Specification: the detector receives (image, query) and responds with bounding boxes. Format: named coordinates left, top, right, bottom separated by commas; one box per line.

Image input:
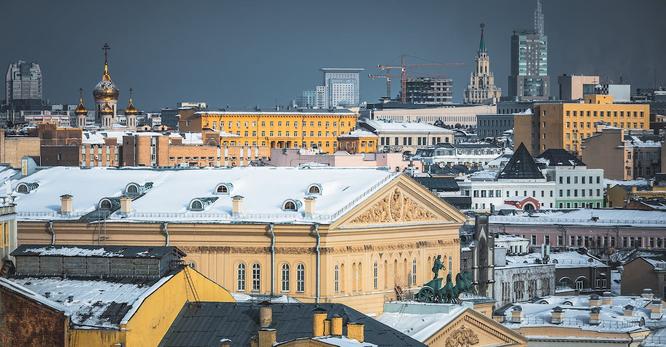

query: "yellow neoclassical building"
left=12, top=166, right=465, bottom=315
left=179, top=109, right=358, bottom=154
left=515, top=94, right=649, bottom=155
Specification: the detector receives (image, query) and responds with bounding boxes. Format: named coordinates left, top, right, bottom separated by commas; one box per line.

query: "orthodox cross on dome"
left=79, top=87, right=84, bottom=102
left=102, top=43, right=111, bottom=80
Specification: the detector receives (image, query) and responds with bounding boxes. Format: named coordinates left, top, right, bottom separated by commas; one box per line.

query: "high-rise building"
left=404, top=77, right=453, bottom=104
left=321, top=68, right=363, bottom=108
left=508, top=0, right=549, bottom=101
left=3, top=60, right=44, bottom=121
left=557, top=74, right=599, bottom=100
left=464, top=23, right=502, bottom=104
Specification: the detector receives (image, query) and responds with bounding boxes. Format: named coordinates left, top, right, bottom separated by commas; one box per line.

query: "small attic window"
left=190, top=199, right=204, bottom=211
left=126, top=183, right=140, bottom=195
left=282, top=199, right=302, bottom=212
left=16, top=182, right=38, bottom=194
left=215, top=183, right=233, bottom=195
left=99, top=199, right=113, bottom=210
left=307, top=183, right=322, bottom=195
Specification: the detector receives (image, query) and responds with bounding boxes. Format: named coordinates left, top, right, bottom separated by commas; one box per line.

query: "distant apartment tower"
left=298, top=90, right=316, bottom=108
left=464, top=23, right=502, bottom=104
left=403, top=77, right=453, bottom=104
left=321, top=68, right=363, bottom=108
left=557, top=74, right=599, bottom=100
left=508, top=0, right=549, bottom=101
left=4, top=60, right=43, bottom=110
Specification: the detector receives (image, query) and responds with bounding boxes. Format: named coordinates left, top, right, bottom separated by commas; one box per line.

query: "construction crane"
left=368, top=73, right=400, bottom=100
left=377, top=55, right=464, bottom=103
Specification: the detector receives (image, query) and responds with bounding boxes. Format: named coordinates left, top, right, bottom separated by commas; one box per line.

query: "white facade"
left=543, top=165, right=605, bottom=209
left=493, top=262, right=555, bottom=307
left=371, top=104, right=496, bottom=128
left=495, top=234, right=530, bottom=255
left=414, top=144, right=505, bottom=166
left=361, top=119, right=454, bottom=153
left=458, top=175, right=556, bottom=212
left=321, top=68, right=363, bottom=108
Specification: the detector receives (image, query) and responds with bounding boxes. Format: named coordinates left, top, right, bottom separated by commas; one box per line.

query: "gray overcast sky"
left=2, top=0, right=665, bottom=110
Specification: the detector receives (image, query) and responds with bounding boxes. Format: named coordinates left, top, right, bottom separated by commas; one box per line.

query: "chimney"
left=60, top=194, right=73, bottom=215
left=330, top=314, right=343, bottom=336
left=120, top=195, right=132, bottom=215
left=232, top=195, right=244, bottom=217
left=602, top=292, right=613, bottom=306
left=589, top=294, right=601, bottom=307
left=219, top=339, right=231, bottom=347
left=346, top=322, right=364, bottom=343
left=259, top=301, right=272, bottom=328
left=551, top=306, right=564, bottom=324
left=649, top=299, right=663, bottom=319
left=642, top=288, right=654, bottom=300
left=312, top=307, right=327, bottom=337
left=589, top=306, right=601, bottom=325
left=257, top=328, right=276, bottom=347
left=510, top=306, right=523, bottom=323
left=624, top=305, right=634, bottom=317
left=323, top=319, right=331, bottom=336
left=304, top=196, right=316, bottom=219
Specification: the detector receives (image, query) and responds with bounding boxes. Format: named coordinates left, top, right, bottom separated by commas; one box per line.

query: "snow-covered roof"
left=490, top=209, right=666, bottom=228
left=377, top=302, right=470, bottom=342
left=82, top=131, right=182, bottom=145
left=338, top=129, right=378, bottom=138
left=1, top=275, right=173, bottom=329
left=12, top=167, right=398, bottom=224
left=312, top=336, right=377, bottom=347
left=197, top=109, right=356, bottom=116
left=180, top=132, right=203, bottom=144
left=605, top=178, right=650, bottom=187
left=362, top=120, right=454, bottom=134
left=506, top=251, right=607, bottom=269
left=502, top=295, right=661, bottom=334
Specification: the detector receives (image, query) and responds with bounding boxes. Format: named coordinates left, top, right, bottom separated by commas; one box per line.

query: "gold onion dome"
left=75, top=88, right=88, bottom=115
left=124, top=88, right=139, bottom=115
left=100, top=103, right=114, bottom=115
left=93, top=43, right=119, bottom=101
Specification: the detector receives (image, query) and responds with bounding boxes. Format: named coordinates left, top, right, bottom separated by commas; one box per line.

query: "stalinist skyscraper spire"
left=464, top=23, right=502, bottom=105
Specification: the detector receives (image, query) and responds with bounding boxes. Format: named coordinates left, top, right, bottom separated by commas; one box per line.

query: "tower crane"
left=377, top=55, right=464, bottom=103
left=368, top=73, right=400, bottom=100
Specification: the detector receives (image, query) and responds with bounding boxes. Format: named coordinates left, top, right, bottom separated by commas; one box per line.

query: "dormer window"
left=99, top=198, right=113, bottom=210
left=126, top=183, right=140, bottom=195
left=215, top=183, right=233, bottom=195
left=16, top=182, right=39, bottom=194
left=282, top=199, right=302, bottom=212
left=188, top=197, right=218, bottom=211
left=124, top=182, right=153, bottom=197
left=190, top=199, right=204, bottom=211
left=307, top=183, right=322, bottom=195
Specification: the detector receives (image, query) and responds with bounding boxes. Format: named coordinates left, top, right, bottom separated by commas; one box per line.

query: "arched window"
left=307, top=184, right=322, bottom=195
left=126, top=184, right=139, bottom=195
left=237, top=263, right=246, bottom=291
left=16, top=184, right=29, bottom=194
left=411, top=259, right=417, bottom=286
left=281, top=264, right=290, bottom=292
left=282, top=199, right=301, bottom=211
left=217, top=185, right=228, bottom=194
left=373, top=262, right=378, bottom=290
left=296, top=264, right=305, bottom=293
left=334, top=265, right=340, bottom=293
left=252, top=264, right=261, bottom=292
left=99, top=199, right=112, bottom=210
left=190, top=199, right=204, bottom=211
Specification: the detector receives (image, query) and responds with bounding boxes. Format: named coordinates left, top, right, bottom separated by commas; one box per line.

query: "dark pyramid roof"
left=159, top=302, right=424, bottom=347
left=498, top=143, right=544, bottom=179
left=537, top=149, right=585, bottom=167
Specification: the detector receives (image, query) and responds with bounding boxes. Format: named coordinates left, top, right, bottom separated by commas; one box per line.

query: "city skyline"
left=1, top=0, right=665, bottom=110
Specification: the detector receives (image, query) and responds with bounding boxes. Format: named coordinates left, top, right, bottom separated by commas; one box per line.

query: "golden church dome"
left=124, top=88, right=139, bottom=115
left=93, top=43, right=119, bottom=102
left=75, top=88, right=88, bottom=116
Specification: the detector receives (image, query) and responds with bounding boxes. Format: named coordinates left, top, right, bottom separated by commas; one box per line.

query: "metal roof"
left=159, top=302, right=424, bottom=347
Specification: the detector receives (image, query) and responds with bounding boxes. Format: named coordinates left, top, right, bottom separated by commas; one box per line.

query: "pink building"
left=267, top=148, right=422, bottom=172
left=489, top=209, right=666, bottom=254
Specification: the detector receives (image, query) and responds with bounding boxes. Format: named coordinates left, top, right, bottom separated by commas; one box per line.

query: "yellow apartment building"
left=179, top=109, right=358, bottom=154
left=515, top=95, right=649, bottom=156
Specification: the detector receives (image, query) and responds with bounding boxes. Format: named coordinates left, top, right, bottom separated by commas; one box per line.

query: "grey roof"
left=498, top=143, right=544, bottom=180
left=159, top=302, right=424, bottom=347
left=413, top=176, right=459, bottom=191
left=537, top=149, right=585, bottom=167
left=11, top=245, right=186, bottom=259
